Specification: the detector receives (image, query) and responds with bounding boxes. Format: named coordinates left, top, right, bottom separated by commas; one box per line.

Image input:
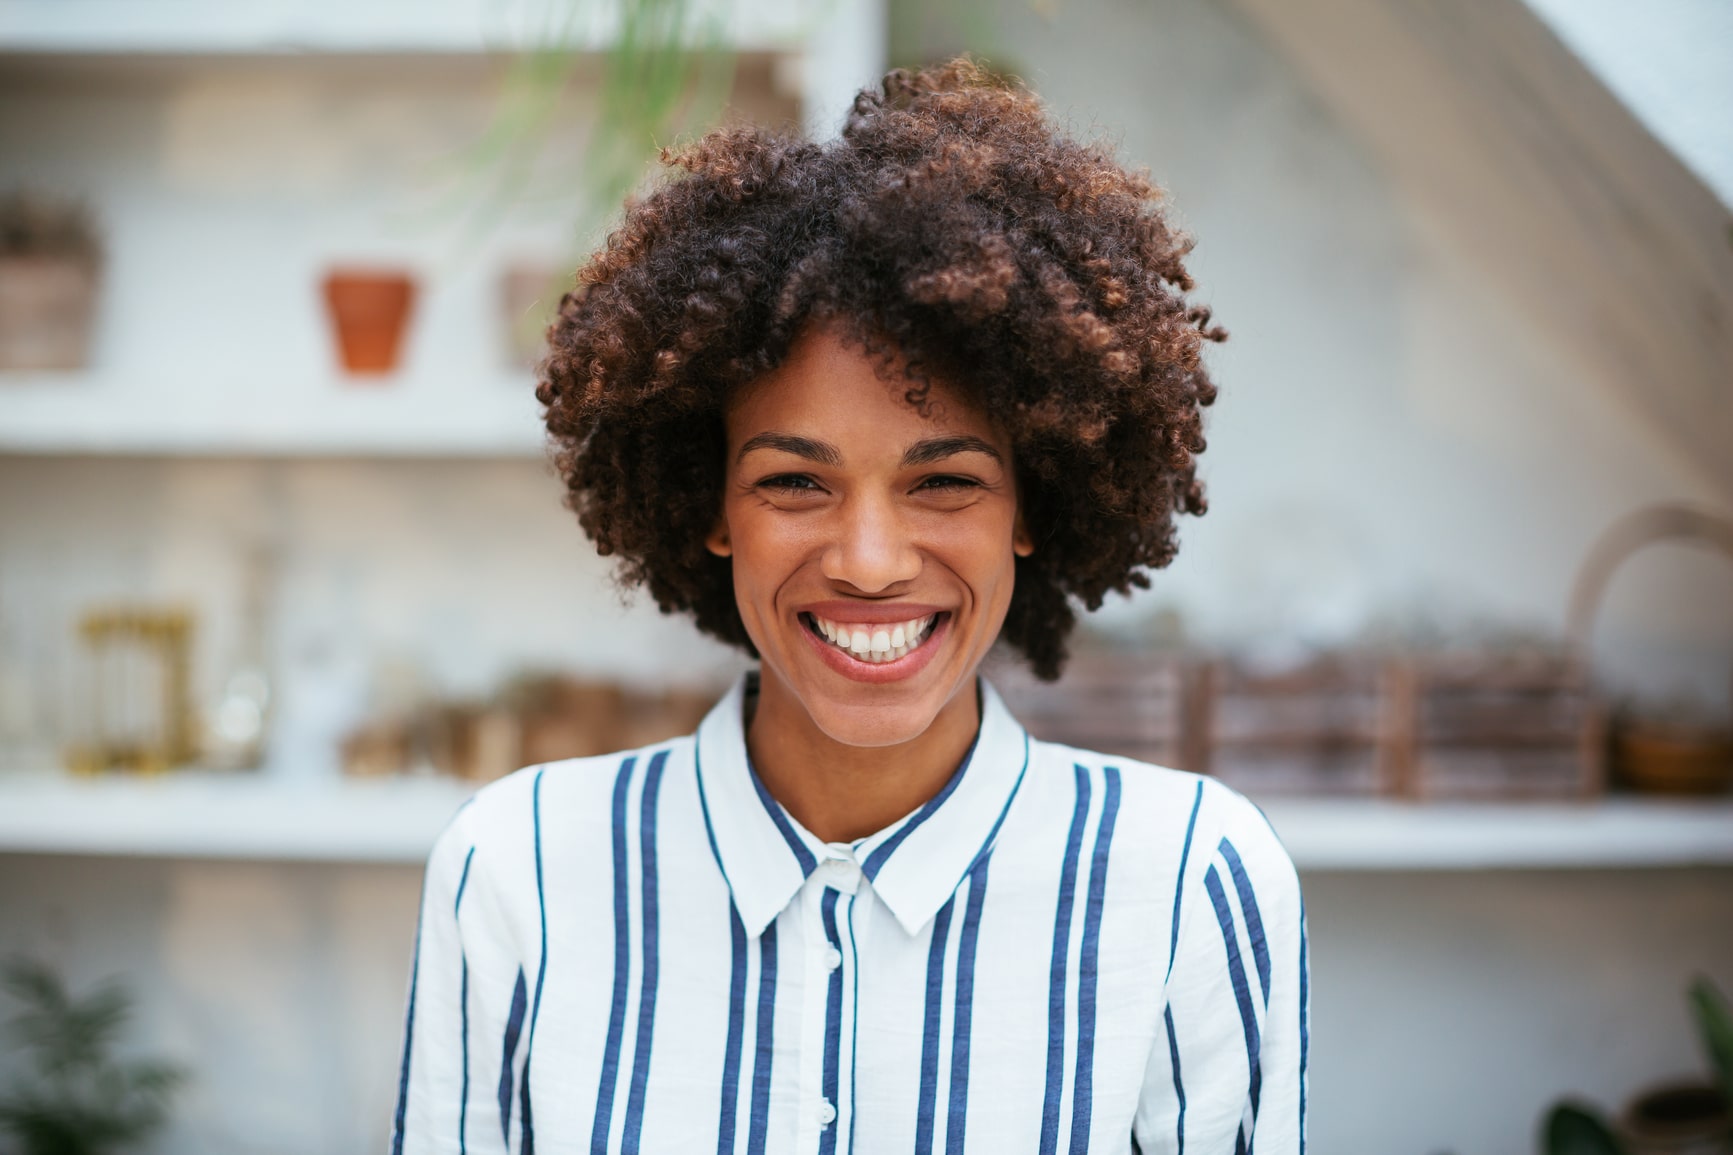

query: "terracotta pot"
left=499, top=264, right=566, bottom=368
left=322, top=269, right=415, bottom=375
left=0, top=255, right=98, bottom=370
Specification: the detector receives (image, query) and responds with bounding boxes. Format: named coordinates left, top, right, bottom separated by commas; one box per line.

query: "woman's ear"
left=706, top=516, right=733, bottom=558
left=1012, top=510, right=1034, bottom=558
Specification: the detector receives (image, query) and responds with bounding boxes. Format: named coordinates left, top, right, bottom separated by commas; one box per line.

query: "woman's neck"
left=745, top=671, right=981, bottom=844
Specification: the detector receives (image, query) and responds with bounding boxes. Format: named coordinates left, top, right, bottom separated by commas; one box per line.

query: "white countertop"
left=1, top=772, right=1729, bottom=869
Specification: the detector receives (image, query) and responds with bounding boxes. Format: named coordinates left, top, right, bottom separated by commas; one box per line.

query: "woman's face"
left=708, top=323, right=1032, bottom=748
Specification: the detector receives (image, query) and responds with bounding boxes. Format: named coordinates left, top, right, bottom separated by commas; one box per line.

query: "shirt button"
left=817, top=1099, right=837, bottom=1127
left=818, top=856, right=861, bottom=894
left=824, top=947, right=843, bottom=971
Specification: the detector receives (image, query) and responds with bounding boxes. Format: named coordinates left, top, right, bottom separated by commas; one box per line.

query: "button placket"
left=791, top=875, right=841, bottom=1151
left=804, top=875, right=865, bottom=1153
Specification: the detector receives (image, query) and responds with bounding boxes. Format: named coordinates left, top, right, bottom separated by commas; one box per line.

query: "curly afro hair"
left=538, top=58, right=1224, bottom=681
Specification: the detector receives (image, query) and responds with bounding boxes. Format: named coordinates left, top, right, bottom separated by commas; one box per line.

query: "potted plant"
left=500, top=264, right=569, bottom=369
left=441, top=0, right=736, bottom=366
left=0, top=957, right=185, bottom=1155
left=1542, top=978, right=1733, bottom=1154
left=0, top=193, right=102, bottom=372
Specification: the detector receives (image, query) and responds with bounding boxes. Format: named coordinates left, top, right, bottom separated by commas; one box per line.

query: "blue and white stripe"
left=392, top=674, right=1308, bottom=1154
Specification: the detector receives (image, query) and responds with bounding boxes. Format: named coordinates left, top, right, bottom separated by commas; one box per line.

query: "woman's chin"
left=801, top=694, right=948, bottom=750
left=782, top=657, right=976, bottom=750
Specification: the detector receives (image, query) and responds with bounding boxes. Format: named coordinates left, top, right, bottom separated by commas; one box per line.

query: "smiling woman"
left=709, top=324, right=1033, bottom=841
left=391, top=59, right=1307, bottom=1155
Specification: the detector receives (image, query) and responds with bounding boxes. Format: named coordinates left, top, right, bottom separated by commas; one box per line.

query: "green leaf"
left=2, top=957, right=135, bottom=1083
left=1688, top=976, right=1733, bottom=1110
left=1543, top=1103, right=1628, bottom=1155
left=0, top=956, right=186, bottom=1153
left=425, top=0, right=742, bottom=261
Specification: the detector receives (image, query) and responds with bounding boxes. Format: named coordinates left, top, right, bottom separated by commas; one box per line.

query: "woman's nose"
left=821, top=495, right=921, bottom=593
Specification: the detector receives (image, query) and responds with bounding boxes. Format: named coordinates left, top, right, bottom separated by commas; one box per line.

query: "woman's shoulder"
left=1024, top=735, right=1297, bottom=874
left=1023, top=734, right=1227, bottom=811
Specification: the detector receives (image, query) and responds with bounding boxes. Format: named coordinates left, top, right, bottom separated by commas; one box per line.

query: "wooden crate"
left=1195, top=655, right=1396, bottom=796
left=984, top=649, right=1191, bottom=769
left=1389, top=652, right=1604, bottom=799
left=988, top=645, right=1605, bottom=800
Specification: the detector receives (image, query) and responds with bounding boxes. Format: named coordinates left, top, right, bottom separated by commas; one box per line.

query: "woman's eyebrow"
left=736, top=432, right=842, bottom=465
left=901, top=435, right=1003, bottom=468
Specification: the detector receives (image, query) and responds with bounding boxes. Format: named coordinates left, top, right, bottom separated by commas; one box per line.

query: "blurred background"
left=0, top=0, right=1730, bottom=1151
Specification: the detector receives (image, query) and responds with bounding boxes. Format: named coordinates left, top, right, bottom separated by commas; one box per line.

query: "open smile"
left=796, top=609, right=953, bottom=682
left=804, top=611, right=939, bottom=663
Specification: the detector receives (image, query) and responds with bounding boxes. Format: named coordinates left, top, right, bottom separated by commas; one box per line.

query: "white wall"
left=3, top=3, right=1732, bottom=1152
left=1305, top=868, right=1733, bottom=1155
left=0, top=854, right=423, bottom=1153
left=3, top=854, right=1728, bottom=1155
left=896, top=0, right=1733, bottom=710
left=1522, top=0, right=1733, bottom=210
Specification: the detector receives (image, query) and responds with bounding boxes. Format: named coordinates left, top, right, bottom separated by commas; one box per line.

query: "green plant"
left=1540, top=975, right=1733, bottom=1155
left=0, top=957, right=184, bottom=1155
left=439, top=0, right=738, bottom=255
left=1544, top=1103, right=1627, bottom=1155
left=1692, top=976, right=1733, bottom=1115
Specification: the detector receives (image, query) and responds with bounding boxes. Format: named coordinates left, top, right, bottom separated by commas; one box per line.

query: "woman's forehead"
left=725, top=324, right=1000, bottom=446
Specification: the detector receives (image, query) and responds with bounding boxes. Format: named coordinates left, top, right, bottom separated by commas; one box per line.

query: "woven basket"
left=1567, top=504, right=1733, bottom=796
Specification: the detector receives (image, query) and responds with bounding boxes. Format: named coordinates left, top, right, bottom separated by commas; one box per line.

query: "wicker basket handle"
left=1566, top=504, right=1733, bottom=667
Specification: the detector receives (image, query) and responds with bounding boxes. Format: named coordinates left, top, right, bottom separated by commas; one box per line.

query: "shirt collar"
left=694, top=672, right=1031, bottom=939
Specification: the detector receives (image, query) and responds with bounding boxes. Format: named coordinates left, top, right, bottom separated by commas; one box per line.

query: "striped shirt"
left=391, top=674, right=1309, bottom=1154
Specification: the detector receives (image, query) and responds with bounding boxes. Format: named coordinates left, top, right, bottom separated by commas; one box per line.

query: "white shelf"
left=0, top=774, right=1729, bottom=868
left=0, top=773, right=477, bottom=862
left=0, top=0, right=885, bottom=142
left=0, top=0, right=813, bottom=56
left=1261, top=797, right=1733, bottom=871
left=0, top=371, right=548, bottom=457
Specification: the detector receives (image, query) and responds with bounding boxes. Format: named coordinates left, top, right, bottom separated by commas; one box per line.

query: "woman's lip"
left=796, top=600, right=949, bottom=625
left=798, top=611, right=952, bottom=684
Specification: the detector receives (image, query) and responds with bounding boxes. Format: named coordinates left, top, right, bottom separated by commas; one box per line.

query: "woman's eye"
left=916, top=475, right=981, bottom=492
left=758, top=474, right=821, bottom=493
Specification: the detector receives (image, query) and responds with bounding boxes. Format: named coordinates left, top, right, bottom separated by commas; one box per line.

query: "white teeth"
left=810, top=613, right=938, bottom=662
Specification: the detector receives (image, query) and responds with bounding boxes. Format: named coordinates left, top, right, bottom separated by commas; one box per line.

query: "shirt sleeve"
left=1134, top=787, right=1310, bottom=1155
left=389, top=803, right=515, bottom=1155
